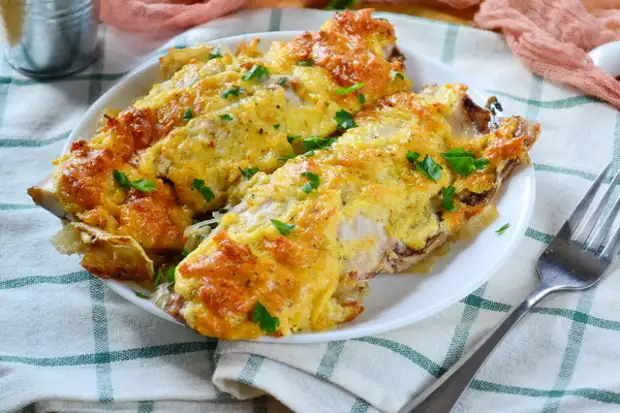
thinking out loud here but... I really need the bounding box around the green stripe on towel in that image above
[0,271,90,289]
[238,354,265,386]
[0,341,217,366]
[0,130,70,148]
[317,341,346,380]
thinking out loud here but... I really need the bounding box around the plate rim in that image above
[65,30,536,344]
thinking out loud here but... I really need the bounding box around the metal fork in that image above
[400,162,620,413]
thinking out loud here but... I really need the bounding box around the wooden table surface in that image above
[246,0,477,26]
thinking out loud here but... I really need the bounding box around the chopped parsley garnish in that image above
[406,151,442,182]
[357,93,366,104]
[181,249,190,257]
[219,114,233,121]
[165,266,176,283]
[273,124,280,130]
[496,223,510,235]
[190,179,215,202]
[208,47,222,60]
[287,135,300,144]
[303,137,336,151]
[221,86,244,99]
[440,148,490,177]
[296,59,313,67]
[154,268,163,288]
[113,170,156,193]
[442,186,457,212]
[301,172,319,194]
[130,179,156,193]
[252,302,280,334]
[271,219,294,236]
[240,167,259,180]
[325,0,358,10]
[242,64,269,81]
[278,154,297,161]
[183,107,193,122]
[155,266,175,286]
[277,77,288,86]
[406,151,421,164]
[304,150,315,157]
[135,292,150,299]
[334,109,357,130]
[390,70,405,81]
[113,170,133,188]
[335,82,364,95]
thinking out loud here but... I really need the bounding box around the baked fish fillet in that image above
[166,84,540,339]
[29,10,410,281]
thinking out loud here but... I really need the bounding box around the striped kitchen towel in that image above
[2,8,620,413]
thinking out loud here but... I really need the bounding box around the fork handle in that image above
[399,283,554,413]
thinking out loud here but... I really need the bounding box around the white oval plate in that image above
[67,31,535,344]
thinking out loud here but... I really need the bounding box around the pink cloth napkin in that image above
[473,0,620,108]
[100,0,620,108]
[101,0,247,33]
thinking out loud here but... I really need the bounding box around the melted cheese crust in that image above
[52,9,410,260]
[175,85,539,339]
[36,10,541,340]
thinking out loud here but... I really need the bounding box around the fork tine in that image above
[558,162,612,240]
[573,166,620,246]
[587,193,620,254]
[601,223,620,259]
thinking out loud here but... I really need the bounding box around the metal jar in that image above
[3,0,101,79]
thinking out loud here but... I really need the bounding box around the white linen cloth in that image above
[2,8,620,413]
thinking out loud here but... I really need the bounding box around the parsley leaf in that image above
[165,266,176,283]
[242,64,269,81]
[131,179,157,193]
[303,137,336,151]
[219,114,233,121]
[240,167,259,180]
[357,93,366,104]
[304,150,315,157]
[406,151,420,164]
[154,268,163,288]
[390,70,405,81]
[278,154,296,161]
[296,59,313,67]
[277,77,287,86]
[417,155,443,181]
[474,158,491,169]
[252,302,280,334]
[273,124,280,130]
[287,135,300,144]
[183,107,193,122]
[271,219,294,236]
[406,151,442,181]
[113,169,130,188]
[190,179,215,202]
[442,186,457,212]
[135,291,150,299]
[441,148,490,177]
[181,249,190,257]
[496,223,510,235]
[300,172,320,194]
[325,0,358,10]
[334,83,364,95]
[334,110,357,130]
[208,47,222,60]
[221,86,244,99]
[113,170,156,193]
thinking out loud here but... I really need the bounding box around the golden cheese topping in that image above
[174,84,539,339]
[32,10,541,340]
[51,9,411,260]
